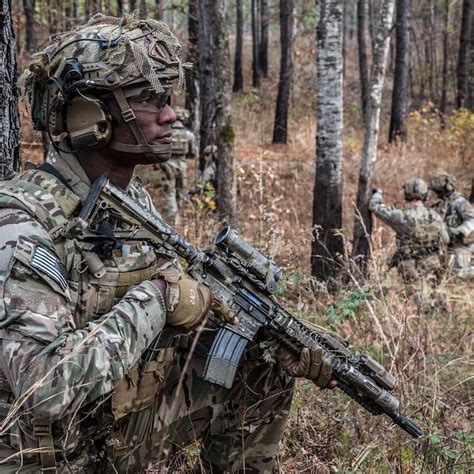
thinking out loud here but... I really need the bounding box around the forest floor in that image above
[17,35,473,473]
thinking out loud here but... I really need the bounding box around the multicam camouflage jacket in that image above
[369,191,449,256]
[433,192,474,243]
[0,150,174,467]
[169,120,196,163]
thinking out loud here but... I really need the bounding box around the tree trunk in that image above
[199,0,235,221]
[259,0,269,77]
[311,0,344,280]
[470,177,474,203]
[357,0,370,125]
[251,0,260,87]
[423,0,436,104]
[139,0,147,17]
[440,0,449,116]
[185,0,200,148]
[0,0,21,178]
[117,0,123,15]
[233,0,244,92]
[352,0,395,262]
[23,0,36,53]
[129,0,136,13]
[388,0,411,142]
[456,0,472,109]
[272,0,295,144]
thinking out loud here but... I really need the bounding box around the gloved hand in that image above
[277,346,333,388]
[153,271,236,331]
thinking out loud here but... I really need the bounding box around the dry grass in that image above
[16,28,473,474]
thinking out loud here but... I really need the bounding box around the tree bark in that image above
[312,0,344,280]
[440,0,449,116]
[117,0,123,15]
[259,0,269,77]
[233,0,244,92]
[456,0,472,109]
[139,0,147,17]
[129,0,136,13]
[185,0,200,148]
[357,0,370,125]
[0,0,21,178]
[272,0,295,144]
[23,0,36,53]
[198,0,215,166]
[353,0,395,262]
[389,0,411,142]
[251,0,260,87]
[205,0,235,221]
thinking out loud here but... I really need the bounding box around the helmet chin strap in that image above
[108,88,172,162]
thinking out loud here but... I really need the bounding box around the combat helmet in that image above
[430,172,456,195]
[21,13,187,161]
[403,178,429,201]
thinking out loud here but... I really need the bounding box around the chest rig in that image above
[0,169,174,471]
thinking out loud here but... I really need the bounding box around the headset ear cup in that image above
[66,95,112,150]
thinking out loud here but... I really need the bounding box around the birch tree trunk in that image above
[311,0,344,280]
[233,0,244,92]
[272,0,295,144]
[357,0,370,125]
[0,0,20,178]
[353,0,395,262]
[388,0,411,142]
[456,0,472,109]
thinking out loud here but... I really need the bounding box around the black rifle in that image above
[67,176,423,439]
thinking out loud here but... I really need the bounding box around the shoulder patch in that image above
[29,245,69,292]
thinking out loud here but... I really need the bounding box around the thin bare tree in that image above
[456,0,472,109]
[357,0,370,124]
[353,0,396,262]
[272,0,295,144]
[233,0,244,92]
[389,0,411,142]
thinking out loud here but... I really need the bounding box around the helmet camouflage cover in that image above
[21,13,187,159]
[403,178,429,201]
[430,172,456,193]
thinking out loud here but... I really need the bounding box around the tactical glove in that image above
[161,274,211,330]
[277,346,333,389]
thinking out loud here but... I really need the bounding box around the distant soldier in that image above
[156,106,196,225]
[430,173,474,279]
[190,144,218,209]
[200,144,218,188]
[370,179,449,285]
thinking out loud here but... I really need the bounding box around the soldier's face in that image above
[107,89,177,165]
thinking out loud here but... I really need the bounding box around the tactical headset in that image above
[30,32,174,160]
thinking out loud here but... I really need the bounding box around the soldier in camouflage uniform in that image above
[155,107,196,226]
[0,14,334,473]
[430,173,474,279]
[370,179,449,286]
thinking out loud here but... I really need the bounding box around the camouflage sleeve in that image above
[0,211,167,422]
[369,192,407,229]
[454,196,474,237]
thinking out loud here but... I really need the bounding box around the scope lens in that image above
[215,226,231,245]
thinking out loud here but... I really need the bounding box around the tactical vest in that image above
[171,122,189,157]
[0,169,173,471]
[398,207,443,257]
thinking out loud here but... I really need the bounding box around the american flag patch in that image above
[30,246,68,292]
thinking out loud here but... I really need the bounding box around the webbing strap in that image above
[33,422,57,473]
